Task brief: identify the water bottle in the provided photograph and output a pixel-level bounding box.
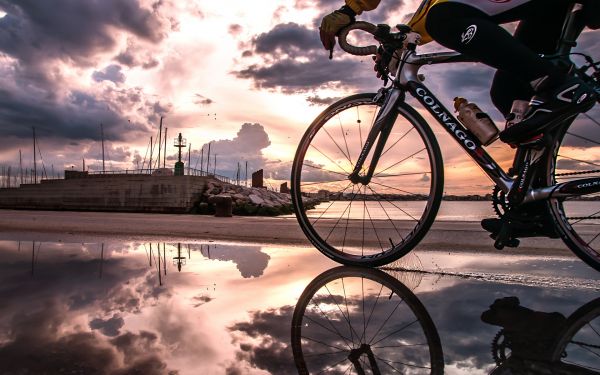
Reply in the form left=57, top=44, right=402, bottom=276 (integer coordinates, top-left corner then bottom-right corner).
left=453, top=97, right=499, bottom=146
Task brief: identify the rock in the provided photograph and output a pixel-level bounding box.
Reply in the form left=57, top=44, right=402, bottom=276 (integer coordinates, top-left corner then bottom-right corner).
left=248, top=194, right=264, bottom=205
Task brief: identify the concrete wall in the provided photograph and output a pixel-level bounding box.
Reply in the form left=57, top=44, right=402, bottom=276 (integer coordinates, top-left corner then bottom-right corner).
left=0, top=175, right=210, bottom=213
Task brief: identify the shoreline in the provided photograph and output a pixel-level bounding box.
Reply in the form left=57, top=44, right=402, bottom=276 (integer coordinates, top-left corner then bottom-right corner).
left=0, top=209, right=573, bottom=256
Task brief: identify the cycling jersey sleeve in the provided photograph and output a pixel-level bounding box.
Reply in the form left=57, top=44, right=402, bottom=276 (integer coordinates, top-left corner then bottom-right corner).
left=407, top=0, right=436, bottom=44
left=345, top=0, right=381, bottom=15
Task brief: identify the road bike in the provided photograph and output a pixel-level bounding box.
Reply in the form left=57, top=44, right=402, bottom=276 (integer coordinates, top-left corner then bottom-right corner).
left=291, top=3, right=600, bottom=269
left=291, top=266, right=600, bottom=374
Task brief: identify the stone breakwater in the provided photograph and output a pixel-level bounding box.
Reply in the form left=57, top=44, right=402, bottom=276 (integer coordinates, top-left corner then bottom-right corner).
left=196, top=180, right=319, bottom=216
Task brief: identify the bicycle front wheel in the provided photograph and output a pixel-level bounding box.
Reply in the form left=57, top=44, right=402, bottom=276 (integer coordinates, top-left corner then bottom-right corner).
left=546, top=107, right=600, bottom=272
left=291, top=93, right=443, bottom=267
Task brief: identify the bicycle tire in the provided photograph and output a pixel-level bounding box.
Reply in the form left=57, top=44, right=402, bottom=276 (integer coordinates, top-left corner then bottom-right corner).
left=291, top=93, right=443, bottom=267
left=545, top=107, right=600, bottom=272
left=291, top=266, right=444, bottom=374
left=551, top=297, right=600, bottom=372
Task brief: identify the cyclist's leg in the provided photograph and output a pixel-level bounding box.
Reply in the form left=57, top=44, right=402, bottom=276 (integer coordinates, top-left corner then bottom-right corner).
left=425, top=3, right=559, bottom=84
left=426, top=2, right=596, bottom=144
left=490, top=1, right=571, bottom=118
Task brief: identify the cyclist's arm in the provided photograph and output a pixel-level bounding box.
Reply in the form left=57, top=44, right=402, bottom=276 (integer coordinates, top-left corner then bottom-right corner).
left=346, top=0, right=435, bottom=44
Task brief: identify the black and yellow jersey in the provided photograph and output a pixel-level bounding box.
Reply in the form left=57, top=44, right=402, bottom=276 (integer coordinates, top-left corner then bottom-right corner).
left=345, top=0, right=532, bottom=43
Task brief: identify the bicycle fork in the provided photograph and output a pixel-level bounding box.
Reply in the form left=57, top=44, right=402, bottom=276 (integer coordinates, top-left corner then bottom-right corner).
left=348, top=88, right=404, bottom=185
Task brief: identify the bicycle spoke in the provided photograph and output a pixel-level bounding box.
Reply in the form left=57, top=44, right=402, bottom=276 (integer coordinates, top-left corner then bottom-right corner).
left=375, top=171, right=431, bottom=178
left=302, top=162, right=349, bottom=178
left=361, top=283, right=385, bottom=344
left=369, top=180, right=423, bottom=197
left=374, top=148, right=426, bottom=178
left=364, top=201, right=385, bottom=252
left=306, top=302, right=354, bottom=349
left=368, top=299, right=407, bottom=345
left=324, top=187, right=360, bottom=243
left=339, top=115, right=354, bottom=169
left=571, top=208, right=600, bottom=225
left=301, top=178, right=349, bottom=187
left=301, top=334, right=349, bottom=353
left=371, top=318, right=419, bottom=346
left=311, top=182, right=353, bottom=226
left=584, top=112, right=600, bottom=128
left=324, top=283, right=362, bottom=343
left=367, top=184, right=420, bottom=223
left=367, top=186, right=406, bottom=241
left=557, top=154, right=600, bottom=170
left=309, top=143, right=351, bottom=175
left=375, top=355, right=432, bottom=370
left=324, top=126, right=353, bottom=168
left=315, top=356, right=351, bottom=375
left=381, top=126, right=415, bottom=158
left=566, top=131, right=600, bottom=147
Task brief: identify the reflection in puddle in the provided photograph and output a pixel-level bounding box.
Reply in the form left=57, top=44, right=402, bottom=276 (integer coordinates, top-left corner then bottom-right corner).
left=0, top=240, right=598, bottom=374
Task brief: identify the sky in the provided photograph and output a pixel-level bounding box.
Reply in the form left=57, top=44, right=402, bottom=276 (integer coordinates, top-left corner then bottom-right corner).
left=0, top=0, right=598, bottom=195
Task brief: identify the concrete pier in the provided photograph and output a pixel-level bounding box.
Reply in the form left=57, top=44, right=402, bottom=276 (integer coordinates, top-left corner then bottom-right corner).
left=0, top=174, right=211, bottom=213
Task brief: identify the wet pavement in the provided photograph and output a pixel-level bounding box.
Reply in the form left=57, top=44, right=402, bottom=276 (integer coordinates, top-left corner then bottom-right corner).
left=0, top=239, right=598, bottom=374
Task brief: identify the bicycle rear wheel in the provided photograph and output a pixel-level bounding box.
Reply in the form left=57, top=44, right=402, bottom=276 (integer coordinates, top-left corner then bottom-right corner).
left=291, top=93, right=443, bottom=267
left=551, top=297, right=600, bottom=371
left=546, top=107, right=600, bottom=272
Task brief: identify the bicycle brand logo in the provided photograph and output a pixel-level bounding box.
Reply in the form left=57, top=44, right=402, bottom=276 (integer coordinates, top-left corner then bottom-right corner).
left=414, top=87, right=477, bottom=150
left=461, top=25, right=477, bottom=44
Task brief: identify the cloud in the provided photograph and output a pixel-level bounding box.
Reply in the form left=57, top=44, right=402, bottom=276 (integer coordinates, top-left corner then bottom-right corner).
left=0, top=0, right=165, bottom=66
left=194, top=93, right=214, bottom=106
left=115, top=42, right=160, bottom=69
left=234, top=22, right=374, bottom=93
left=306, top=94, right=341, bottom=106
left=93, top=64, right=127, bottom=84
left=90, top=314, right=125, bottom=337
left=190, top=123, right=272, bottom=178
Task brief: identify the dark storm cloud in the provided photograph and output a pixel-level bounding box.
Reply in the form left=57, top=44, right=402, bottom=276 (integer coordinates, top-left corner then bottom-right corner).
left=0, top=0, right=171, bottom=150
left=0, top=88, right=126, bottom=140
left=115, top=42, right=161, bottom=69
left=234, top=22, right=387, bottom=93
left=93, top=64, right=127, bottom=84
left=253, top=22, right=318, bottom=57
left=0, top=0, right=165, bottom=65
left=90, top=314, right=126, bottom=337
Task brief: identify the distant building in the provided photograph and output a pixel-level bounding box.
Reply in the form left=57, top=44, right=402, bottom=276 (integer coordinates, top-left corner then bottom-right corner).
left=280, top=182, right=290, bottom=194
left=252, top=169, right=264, bottom=188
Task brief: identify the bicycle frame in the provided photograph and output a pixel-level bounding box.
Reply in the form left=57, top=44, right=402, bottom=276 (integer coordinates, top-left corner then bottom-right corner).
left=352, top=2, right=600, bottom=205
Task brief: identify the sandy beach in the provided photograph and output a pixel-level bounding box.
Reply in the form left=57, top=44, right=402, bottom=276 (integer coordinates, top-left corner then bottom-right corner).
left=0, top=209, right=573, bottom=256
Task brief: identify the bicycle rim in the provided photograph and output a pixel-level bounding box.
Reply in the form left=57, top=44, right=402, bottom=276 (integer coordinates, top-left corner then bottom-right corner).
left=546, top=106, right=600, bottom=272
left=551, top=297, right=600, bottom=371
left=291, top=266, right=444, bottom=374
left=291, top=93, right=443, bottom=267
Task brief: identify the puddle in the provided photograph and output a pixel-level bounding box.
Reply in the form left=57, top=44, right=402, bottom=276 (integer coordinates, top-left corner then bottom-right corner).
left=0, top=239, right=598, bottom=374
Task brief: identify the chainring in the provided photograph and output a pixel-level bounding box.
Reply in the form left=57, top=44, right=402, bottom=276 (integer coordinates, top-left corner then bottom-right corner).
left=492, top=329, right=511, bottom=366
left=492, top=186, right=509, bottom=219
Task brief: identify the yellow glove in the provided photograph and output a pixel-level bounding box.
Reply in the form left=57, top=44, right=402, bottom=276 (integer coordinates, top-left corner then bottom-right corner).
left=319, top=8, right=355, bottom=53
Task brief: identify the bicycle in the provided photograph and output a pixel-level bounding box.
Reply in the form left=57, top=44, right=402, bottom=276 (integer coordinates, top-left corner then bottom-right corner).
left=291, top=266, right=600, bottom=374
left=291, top=3, right=600, bottom=269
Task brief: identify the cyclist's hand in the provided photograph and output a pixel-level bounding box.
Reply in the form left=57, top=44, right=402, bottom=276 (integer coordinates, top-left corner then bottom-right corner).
left=373, top=44, right=400, bottom=81
left=319, top=10, right=353, bottom=54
